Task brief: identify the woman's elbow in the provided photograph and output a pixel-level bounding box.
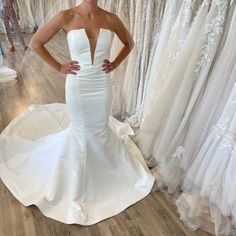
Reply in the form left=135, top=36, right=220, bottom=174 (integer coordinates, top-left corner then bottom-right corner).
left=30, top=35, right=44, bottom=50
left=130, top=38, right=134, bottom=50
left=126, top=39, right=134, bottom=52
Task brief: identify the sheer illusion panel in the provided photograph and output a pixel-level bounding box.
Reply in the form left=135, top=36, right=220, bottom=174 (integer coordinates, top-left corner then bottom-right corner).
left=67, top=28, right=114, bottom=66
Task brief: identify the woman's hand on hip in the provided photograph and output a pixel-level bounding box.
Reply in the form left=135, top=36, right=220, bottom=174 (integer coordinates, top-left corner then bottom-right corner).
left=101, top=59, right=117, bottom=73
left=59, top=61, right=80, bottom=74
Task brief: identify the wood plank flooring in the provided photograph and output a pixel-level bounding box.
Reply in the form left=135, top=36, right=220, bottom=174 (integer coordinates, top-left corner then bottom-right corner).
left=0, top=32, right=212, bottom=236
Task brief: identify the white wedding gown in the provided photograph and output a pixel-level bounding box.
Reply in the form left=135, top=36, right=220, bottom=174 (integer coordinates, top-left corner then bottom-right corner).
left=0, top=28, right=155, bottom=225
left=175, top=5, right=236, bottom=235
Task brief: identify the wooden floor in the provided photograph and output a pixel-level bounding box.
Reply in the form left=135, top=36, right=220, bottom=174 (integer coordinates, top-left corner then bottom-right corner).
left=0, top=33, right=212, bottom=236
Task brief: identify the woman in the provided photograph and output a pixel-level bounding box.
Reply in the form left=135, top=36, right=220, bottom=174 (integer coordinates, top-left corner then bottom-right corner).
left=0, top=0, right=27, bottom=51
left=0, top=0, right=155, bottom=225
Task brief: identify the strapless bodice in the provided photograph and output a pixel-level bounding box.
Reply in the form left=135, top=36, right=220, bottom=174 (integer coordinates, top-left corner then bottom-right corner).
left=67, top=28, right=114, bottom=67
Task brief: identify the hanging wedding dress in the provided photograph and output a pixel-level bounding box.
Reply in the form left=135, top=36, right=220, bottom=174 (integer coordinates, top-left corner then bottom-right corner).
left=18, top=0, right=35, bottom=33
left=177, top=61, right=236, bottom=236
left=138, top=0, right=210, bottom=160
left=164, top=0, right=236, bottom=194
left=138, top=0, right=229, bottom=188
left=175, top=4, right=236, bottom=235
left=124, top=0, right=166, bottom=126
left=30, top=0, right=44, bottom=28
left=0, top=28, right=155, bottom=225
left=122, top=0, right=166, bottom=119
left=129, top=0, right=203, bottom=130
left=151, top=0, right=229, bottom=194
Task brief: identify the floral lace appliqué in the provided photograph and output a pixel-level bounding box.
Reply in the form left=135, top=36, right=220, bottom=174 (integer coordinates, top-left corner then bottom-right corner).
left=194, top=0, right=228, bottom=78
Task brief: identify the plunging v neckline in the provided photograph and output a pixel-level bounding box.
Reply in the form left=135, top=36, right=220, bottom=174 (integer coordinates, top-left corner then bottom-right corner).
left=67, top=28, right=105, bottom=66
left=83, top=28, right=101, bottom=66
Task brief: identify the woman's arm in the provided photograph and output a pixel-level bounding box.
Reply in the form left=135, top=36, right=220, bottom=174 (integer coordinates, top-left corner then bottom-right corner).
left=112, top=14, right=134, bottom=67
left=102, top=13, right=134, bottom=73
left=30, top=11, right=79, bottom=74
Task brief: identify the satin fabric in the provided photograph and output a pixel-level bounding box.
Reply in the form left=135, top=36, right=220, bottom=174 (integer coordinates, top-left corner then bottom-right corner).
left=0, top=28, right=155, bottom=225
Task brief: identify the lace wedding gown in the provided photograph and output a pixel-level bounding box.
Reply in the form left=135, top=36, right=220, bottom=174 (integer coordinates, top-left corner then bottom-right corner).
left=0, top=28, right=155, bottom=225
left=176, top=4, right=236, bottom=235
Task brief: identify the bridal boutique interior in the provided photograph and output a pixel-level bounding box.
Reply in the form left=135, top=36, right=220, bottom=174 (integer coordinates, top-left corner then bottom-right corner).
left=0, top=0, right=236, bottom=235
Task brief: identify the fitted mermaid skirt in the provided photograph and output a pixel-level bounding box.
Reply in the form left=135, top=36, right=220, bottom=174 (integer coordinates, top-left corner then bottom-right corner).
left=0, top=28, right=155, bottom=225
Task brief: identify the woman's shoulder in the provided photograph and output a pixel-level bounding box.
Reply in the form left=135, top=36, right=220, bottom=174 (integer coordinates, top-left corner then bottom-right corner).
left=100, top=9, right=121, bottom=24
left=55, top=6, right=121, bottom=28
left=54, top=8, right=81, bottom=26
left=58, top=8, right=76, bottom=19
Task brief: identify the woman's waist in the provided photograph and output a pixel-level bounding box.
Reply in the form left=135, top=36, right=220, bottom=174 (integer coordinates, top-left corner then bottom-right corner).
left=66, top=65, right=111, bottom=81
left=79, top=63, right=104, bottom=70
left=68, top=63, right=109, bottom=76
left=66, top=73, right=112, bottom=92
